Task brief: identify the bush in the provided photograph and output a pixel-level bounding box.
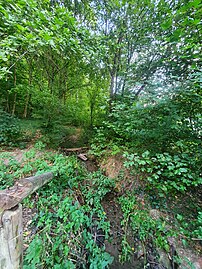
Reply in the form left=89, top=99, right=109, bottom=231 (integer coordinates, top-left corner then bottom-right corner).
left=0, top=110, right=21, bottom=145
left=91, top=86, right=201, bottom=155
left=124, top=151, right=202, bottom=193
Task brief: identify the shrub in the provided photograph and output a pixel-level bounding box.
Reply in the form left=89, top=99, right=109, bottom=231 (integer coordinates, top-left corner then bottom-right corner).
left=124, top=151, right=202, bottom=193
left=0, top=110, right=21, bottom=145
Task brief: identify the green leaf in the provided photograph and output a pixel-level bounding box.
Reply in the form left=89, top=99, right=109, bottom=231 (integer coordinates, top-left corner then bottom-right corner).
left=16, top=24, right=26, bottom=31
left=161, top=19, right=172, bottom=30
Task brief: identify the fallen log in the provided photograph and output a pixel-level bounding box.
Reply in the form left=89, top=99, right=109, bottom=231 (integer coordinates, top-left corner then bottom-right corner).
left=62, top=147, right=88, bottom=153
left=0, top=172, right=54, bottom=212
left=0, top=172, right=54, bottom=269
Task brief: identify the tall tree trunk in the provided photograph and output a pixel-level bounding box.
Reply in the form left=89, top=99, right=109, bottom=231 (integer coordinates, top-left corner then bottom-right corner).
left=12, top=94, right=17, bottom=116
left=109, top=72, right=116, bottom=111
left=23, top=59, right=33, bottom=118
left=109, top=72, right=115, bottom=101
left=108, top=34, right=123, bottom=103
left=12, top=67, right=17, bottom=116
left=90, top=102, right=94, bottom=128
left=23, top=94, right=30, bottom=118
left=5, top=93, right=10, bottom=113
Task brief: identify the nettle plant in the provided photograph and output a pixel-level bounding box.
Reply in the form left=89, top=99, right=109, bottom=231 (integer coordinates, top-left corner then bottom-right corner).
left=0, top=147, right=113, bottom=268
left=0, top=155, right=21, bottom=189
left=82, top=170, right=115, bottom=207
left=24, top=172, right=114, bottom=269
left=24, top=189, right=113, bottom=269
left=118, top=193, right=176, bottom=264
left=123, top=151, right=201, bottom=194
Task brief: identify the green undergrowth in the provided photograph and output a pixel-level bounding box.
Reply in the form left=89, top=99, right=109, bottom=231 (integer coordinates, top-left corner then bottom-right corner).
left=122, top=150, right=202, bottom=244
left=90, top=144, right=202, bottom=265
left=0, top=110, right=21, bottom=147
left=118, top=193, right=173, bottom=262
left=0, top=144, right=201, bottom=268
left=123, top=150, right=201, bottom=193
left=0, top=146, right=113, bottom=268
left=118, top=190, right=202, bottom=267
left=0, top=116, right=91, bottom=150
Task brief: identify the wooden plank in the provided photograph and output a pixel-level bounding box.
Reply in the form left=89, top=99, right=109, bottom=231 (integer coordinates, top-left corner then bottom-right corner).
left=78, top=153, right=88, bottom=161
left=0, top=204, right=23, bottom=269
left=0, top=172, right=54, bottom=212
left=62, top=147, right=88, bottom=152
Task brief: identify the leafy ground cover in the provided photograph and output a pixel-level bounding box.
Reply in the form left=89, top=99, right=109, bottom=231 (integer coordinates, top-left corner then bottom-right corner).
left=0, top=144, right=201, bottom=269
left=99, top=154, right=202, bottom=269
left=0, top=115, right=201, bottom=268
left=0, top=146, right=113, bottom=268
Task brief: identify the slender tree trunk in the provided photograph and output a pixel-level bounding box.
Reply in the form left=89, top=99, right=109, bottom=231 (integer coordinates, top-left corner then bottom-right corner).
left=109, top=73, right=115, bottom=100
left=108, top=34, right=123, bottom=103
left=23, top=59, right=33, bottom=118
left=90, top=102, right=94, bottom=128
left=23, top=94, right=30, bottom=118
left=12, top=67, right=17, bottom=116
left=12, top=94, right=17, bottom=116
left=114, top=40, right=122, bottom=95
left=121, top=39, right=134, bottom=96
left=109, top=72, right=116, bottom=111
left=5, top=93, right=10, bottom=113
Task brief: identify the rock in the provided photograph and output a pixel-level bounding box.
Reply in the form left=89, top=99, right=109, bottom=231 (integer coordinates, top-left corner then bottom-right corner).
left=177, top=248, right=202, bottom=269
left=149, top=209, right=162, bottom=220
left=158, top=249, right=172, bottom=269
left=136, top=244, right=144, bottom=259
left=193, top=258, right=202, bottom=269
left=167, top=236, right=202, bottom=269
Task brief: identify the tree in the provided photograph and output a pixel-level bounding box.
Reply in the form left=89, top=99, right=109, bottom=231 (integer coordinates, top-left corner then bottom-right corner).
left=0, top=0, right=106, bottom=125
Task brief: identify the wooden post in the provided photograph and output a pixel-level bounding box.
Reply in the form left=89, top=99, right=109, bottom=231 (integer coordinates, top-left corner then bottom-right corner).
left=0, top=172, right=54, bottom=269
left=0, top=205, right=23, bottom=269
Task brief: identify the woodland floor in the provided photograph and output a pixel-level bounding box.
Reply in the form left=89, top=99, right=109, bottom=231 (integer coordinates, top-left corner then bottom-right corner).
left=1, top=145, right=202, bottom=269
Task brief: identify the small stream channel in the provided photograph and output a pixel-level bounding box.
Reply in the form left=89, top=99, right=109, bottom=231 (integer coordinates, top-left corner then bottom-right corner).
left=80, top=157, right=144, bottom=269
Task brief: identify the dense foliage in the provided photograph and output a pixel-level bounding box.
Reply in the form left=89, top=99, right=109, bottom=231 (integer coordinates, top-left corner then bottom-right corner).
left=1, top=0, right=201, bottom=131
left=0, top=0, right=201, bottom=267
left=0, top=149, right=114, bottom=268
left=0, top=148, right=201, bottom=268
left=0, top=110, right=21, bottom=145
